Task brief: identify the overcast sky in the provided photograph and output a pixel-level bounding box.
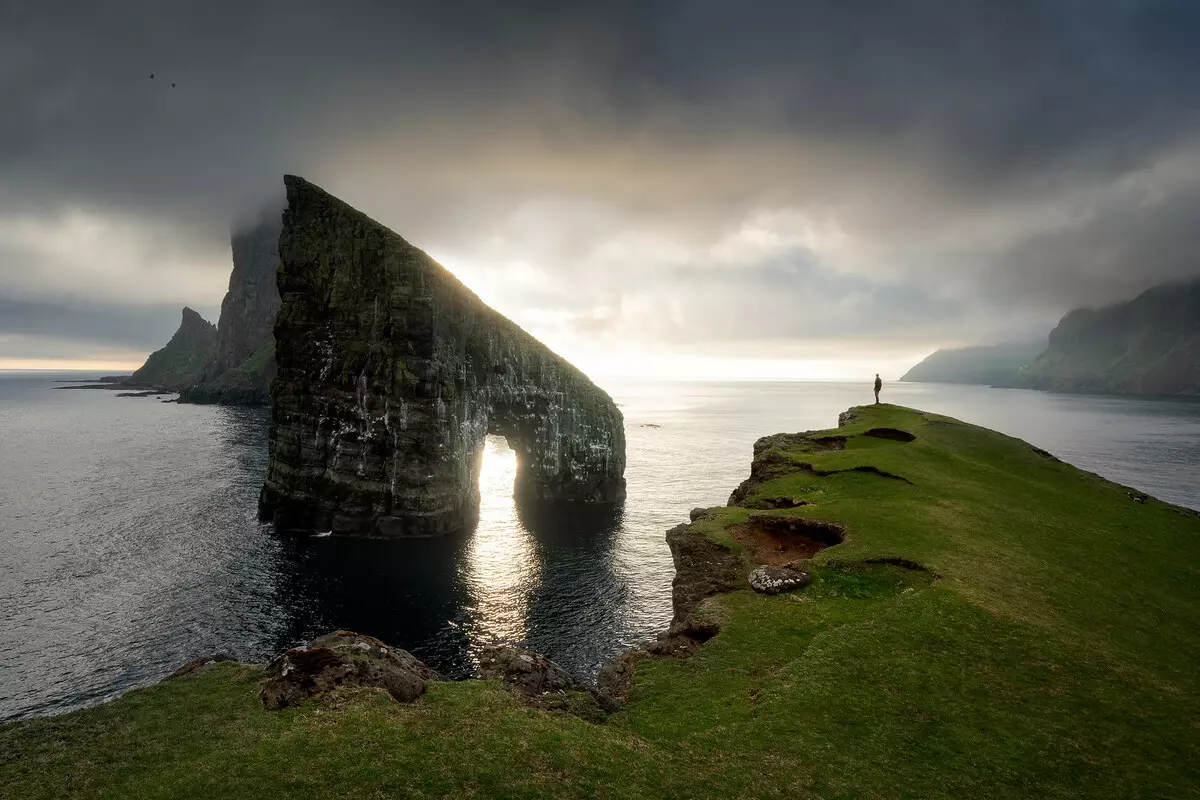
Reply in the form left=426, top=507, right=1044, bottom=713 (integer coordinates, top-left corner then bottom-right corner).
left=2, top=0, right=1198, bottom=376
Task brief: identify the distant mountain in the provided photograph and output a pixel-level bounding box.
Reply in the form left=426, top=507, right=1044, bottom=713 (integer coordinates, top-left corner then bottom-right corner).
left=1019, top=278, right=1200, bottom=396
left=900, top=342, right=1045, bottom=386
left=180, top=214, right=282, bottom=404
left=129, top=214, right=281, bottom=403
left=127, top=307, right=218, bottom=390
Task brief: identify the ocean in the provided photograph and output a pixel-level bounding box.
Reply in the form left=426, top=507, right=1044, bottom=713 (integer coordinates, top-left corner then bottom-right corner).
left=2, top=373, right=1199, bottom=722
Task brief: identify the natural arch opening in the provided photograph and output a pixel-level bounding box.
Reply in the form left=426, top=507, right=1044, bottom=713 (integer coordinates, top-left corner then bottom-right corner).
left=259, top=175, right=627, bottom=537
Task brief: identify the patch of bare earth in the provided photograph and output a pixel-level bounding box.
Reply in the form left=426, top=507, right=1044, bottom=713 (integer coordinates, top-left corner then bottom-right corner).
left=729, top=513, right=845, bottom=565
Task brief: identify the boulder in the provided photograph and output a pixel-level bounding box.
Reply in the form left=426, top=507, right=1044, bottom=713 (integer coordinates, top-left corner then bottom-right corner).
left=478, top=645, right=613, bottom=720
left=260, top=631, right=441, bottom=710
left=477, top=645, right=580, bottom=697
left=749, top=565, right=813, bottom=595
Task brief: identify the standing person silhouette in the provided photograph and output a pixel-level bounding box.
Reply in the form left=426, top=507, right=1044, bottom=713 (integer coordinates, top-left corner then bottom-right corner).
left=874, top=373, right=882, bottom=404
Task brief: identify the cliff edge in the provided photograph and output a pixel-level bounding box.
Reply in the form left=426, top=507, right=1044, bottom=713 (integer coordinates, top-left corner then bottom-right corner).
left=5, top=405, right=1199, bottom=798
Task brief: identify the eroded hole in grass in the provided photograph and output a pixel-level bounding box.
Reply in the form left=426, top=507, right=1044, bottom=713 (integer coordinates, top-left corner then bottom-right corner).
left=801, top=463, right=916, bottom=485
left=729, top=513, right=845, bottom=565
left=746, top=496, right=813, bottom=510
left=816, top=560, right=937, bottom=598
left=861, top=556, right=935, bottom=574
left=863, top=427, right=916, bottom=442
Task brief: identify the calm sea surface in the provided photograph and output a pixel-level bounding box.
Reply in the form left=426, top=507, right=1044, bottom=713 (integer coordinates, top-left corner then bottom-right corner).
left=2, top=374, right=1199, bottom=722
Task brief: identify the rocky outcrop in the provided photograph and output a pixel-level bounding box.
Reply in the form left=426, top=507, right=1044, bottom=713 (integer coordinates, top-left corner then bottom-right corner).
left=478, top=645, right=581, bottom=697
left=259, top=175, right=626, bottom=536
left=260, top=631, right=442, bottom=710
left=665, top=522, right=745, bottom=630
left=127, top=307, right=218, bottom=390
left=478, top=645, right=612, bottom=720
left=180, top=214, right=282, bottom=405
left=1019, top=278, right=1200, bottom=395
left=900, top=341, right=1044, bottom=386
left=595, top=518, right=743, bottom=706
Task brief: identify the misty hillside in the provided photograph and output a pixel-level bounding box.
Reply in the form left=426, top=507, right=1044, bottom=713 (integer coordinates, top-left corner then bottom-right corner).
left=1020, top=278, right=1200, bottom=395
left=900, top=342, right=1045, bottom=386
left=127, top=307, right=217, bottom=390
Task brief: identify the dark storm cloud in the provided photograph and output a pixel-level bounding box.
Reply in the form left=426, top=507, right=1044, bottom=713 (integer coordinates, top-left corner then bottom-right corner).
left=2, top=0, right=1199, bottom=360
left=0, top=295, right=213, bottom=351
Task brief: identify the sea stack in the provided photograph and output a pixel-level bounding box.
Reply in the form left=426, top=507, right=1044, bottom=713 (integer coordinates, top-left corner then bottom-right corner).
left=259, top=175, right=626, bottom=536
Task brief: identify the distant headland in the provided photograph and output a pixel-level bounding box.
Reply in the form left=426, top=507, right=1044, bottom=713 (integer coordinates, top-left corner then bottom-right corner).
left=902, top=276, right=1200, bottom=396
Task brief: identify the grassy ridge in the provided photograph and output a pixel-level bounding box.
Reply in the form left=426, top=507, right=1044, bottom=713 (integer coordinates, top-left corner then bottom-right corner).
left=3, top=405, right=1198, bottom=798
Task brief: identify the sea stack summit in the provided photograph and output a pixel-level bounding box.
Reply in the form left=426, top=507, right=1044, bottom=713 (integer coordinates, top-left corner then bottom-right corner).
left=259, top=176, right=626, bottom=536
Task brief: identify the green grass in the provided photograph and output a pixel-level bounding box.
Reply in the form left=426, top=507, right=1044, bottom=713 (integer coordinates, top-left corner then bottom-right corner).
left=4, top=404, right=1199, bottom=798
left=129, top=327, right=218, bottom=390
left=212, top=341, right=275, bottom=389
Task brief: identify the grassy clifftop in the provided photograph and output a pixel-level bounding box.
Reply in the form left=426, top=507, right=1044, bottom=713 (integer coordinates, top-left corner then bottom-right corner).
left=3, top=405, right=1199, bottom=799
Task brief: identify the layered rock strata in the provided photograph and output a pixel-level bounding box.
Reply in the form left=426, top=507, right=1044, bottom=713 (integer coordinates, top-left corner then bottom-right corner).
left=259, top=175, right=626, bottom=536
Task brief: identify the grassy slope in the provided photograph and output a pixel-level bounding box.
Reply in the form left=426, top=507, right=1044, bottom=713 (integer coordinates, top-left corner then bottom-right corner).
left=129, top=342, right=215, bottom=390
left=3, top=405, right=1198, bottom=799
left=210, top=340, right=275, bottom=390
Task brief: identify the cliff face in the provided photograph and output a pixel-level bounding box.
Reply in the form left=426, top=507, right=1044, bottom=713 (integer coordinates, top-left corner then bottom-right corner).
left=1021, top=278, right=1200, bottom=395
left=180, top=215, right=282, bottom=405
left=900, top=341, right=1044, bottom=386
left=259, top=175, right=626, bottom=536
left=128, top=307, right=218, bottom=390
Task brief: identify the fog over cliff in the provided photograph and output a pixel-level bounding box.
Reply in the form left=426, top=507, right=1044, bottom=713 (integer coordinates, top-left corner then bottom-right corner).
left=2, top=1, right=1199, bottom=374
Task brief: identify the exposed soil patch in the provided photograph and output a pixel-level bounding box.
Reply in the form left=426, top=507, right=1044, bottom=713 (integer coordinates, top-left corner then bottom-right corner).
left=864, top=427, right=916, bottom=442
left=730, top=513, right=845, bottom=566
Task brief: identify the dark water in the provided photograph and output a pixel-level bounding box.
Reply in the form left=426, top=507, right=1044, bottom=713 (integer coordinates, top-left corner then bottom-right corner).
left=3, top=373, right=1200, bottom=722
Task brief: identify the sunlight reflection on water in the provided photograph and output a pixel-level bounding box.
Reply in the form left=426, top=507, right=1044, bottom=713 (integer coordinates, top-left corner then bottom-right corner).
left=462, top=438, right=534, bottom=648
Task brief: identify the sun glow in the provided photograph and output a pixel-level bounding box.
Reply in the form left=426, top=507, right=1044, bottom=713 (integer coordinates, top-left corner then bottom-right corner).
left=0, top=357, right=142, bottom=372
left=462, top=436, right=534, bottom=647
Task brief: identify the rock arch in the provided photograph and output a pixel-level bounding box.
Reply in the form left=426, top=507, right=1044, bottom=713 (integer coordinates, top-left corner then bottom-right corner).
left=259, top=176, right=626, bottom=536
